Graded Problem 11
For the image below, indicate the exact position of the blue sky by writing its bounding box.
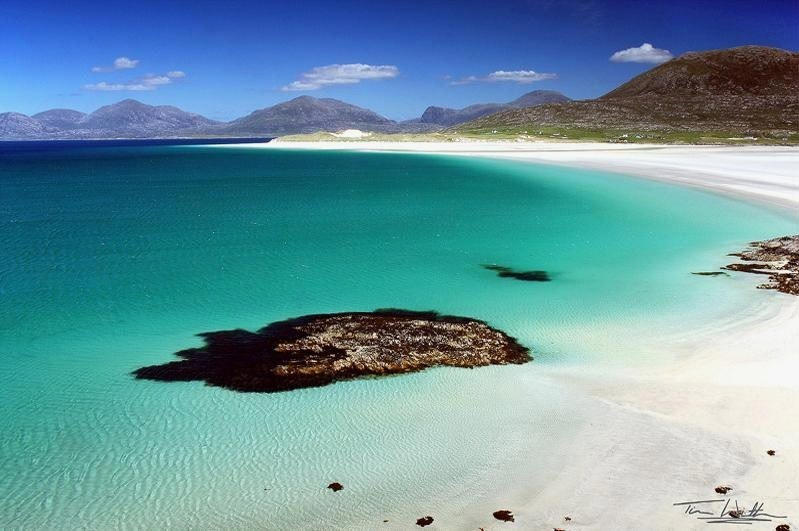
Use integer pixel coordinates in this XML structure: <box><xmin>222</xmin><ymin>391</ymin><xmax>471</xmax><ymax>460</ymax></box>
<box><xmin>1</xmin><ymin>0</ymin><xmax>797</xmax><ymax>120</ymax></box>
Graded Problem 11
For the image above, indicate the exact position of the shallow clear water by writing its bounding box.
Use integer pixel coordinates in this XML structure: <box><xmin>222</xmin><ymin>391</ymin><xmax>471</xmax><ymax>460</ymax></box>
<box><xmin>0</xmin><ymin>144</ymin><xmax>795</xmax><ymax>529</ymax></box>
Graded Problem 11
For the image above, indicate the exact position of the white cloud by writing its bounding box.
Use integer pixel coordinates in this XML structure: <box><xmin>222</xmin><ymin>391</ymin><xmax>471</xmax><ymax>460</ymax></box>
<box><xmin>610</xmin><ymin>43</ymin><xmax>673</xmax><ymax>64</ymax></box>
<box><xmin>91</xmin><ymin>56</ymin><xmax>140</xmax><ymax>72</ymax></box>
<box><xmin>450</xmin><ymin>70</ymin><xmax>557</xmax><ymax>85</ymax></box>
<box><xmin>487</xmin><ymin>70</ymin><xmax>558</xmax><ymax>83</ymax></box>
<box><xmin>113</xmin><ymin>57</ymin><xmax>139</xmax><ymax>69</ymax></box>
<box><xmin>84</xmin><ymin>81</ymin><xmax>151</xmax><ymax>91</ymax></box>
<box><xmin>282</xmin><ymin>63</ymin><xmax>399</xmax><ymax>91</ymax></box>
<box><xmin>84</xmin><ymin>72</ymin><xmax>187</xmax><ymax>91</ymax></box>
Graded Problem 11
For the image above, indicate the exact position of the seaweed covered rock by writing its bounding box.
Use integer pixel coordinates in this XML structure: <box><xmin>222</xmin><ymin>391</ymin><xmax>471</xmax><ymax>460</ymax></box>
<box><xmin>725</xmin><ymin>235</ymin><xmax>799</xmax><ymax>295</ymax></box>
<box><xmin>134</xmin><ymin>309</ymin><xmax>531</xmax><ymax>393</ymax></box>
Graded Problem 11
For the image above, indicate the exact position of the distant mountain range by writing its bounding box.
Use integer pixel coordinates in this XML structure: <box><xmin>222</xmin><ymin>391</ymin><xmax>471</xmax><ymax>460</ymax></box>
<box><xmin>2</xmin><ymin>46</ymin><xmax>796</xmax><ymax>140</ymax></box>
<box><xmin>1</xmin><ymin>99</ymin><xmax>219</xmax><ymax>140</ymax></box>
<box><xmin>0</xmin><ymin>90</ymin><xmax>569</xmax><ymax>140</ymax></box>
<box><xmin>457</xmin><ymin>46</ymin><xmax>799</xmax><ymax>137</ymax></box>
<box><xmin>406</xmin><ymin>90</ymin><xmax>571</xmax><ymax>127</ymax></box>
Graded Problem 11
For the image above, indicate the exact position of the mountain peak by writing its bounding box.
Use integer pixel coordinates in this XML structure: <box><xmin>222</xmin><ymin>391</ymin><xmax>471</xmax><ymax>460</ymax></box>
<box><xmin>226</xmin><ymin>96</ymin><xmax>393</xmax><ymax>135</ymax></box>
<box><xmin>508</xmin><ymin>90</ymin><xmax>571</xmax><ymax>108</ymax></box>
<box><xmin>602</xmin><ymin>45</ymin><xmax>799</xmax><ymax>99</ymax></box>
<box><xmin>116</xmin><ymin>98</ymin><xmax>146</xmax><ymax>106</ymax></box>
<box><xmin>287</xmin><ymin>95</ymin><xmax>318</xmax><ymax>103</ymax></box>
<box><xmin>32</xmin><ymin>108</ymin><xmax>86</xmax><ymax>129</ymax></box>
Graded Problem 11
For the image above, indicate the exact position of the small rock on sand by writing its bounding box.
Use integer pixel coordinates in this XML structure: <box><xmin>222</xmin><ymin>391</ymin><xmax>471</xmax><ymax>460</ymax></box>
<box><xmin>715</xmin><ymin>485</ymin><xmax>733</xmax><ymax>494</ymax></box>
<box><xmin>416</xmin><ymin>516</ymin><xmax>434</xmax><ymax>527</ymax></box>
<box><xmin>767</xmin><ymin>449</ymin><xmax>776</xmax><ymax>456</ymax></box>
<box><xmin>493</xmin><ymin>510</ymin><xmax>515</xmax><ymax>522</ymax></box>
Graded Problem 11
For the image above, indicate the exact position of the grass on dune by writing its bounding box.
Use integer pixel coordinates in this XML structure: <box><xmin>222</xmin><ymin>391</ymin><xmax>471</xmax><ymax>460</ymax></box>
<box><xmin>275</xmin><ymin>128</ymin><xmax>799</xmax><ymax>145</ymax></box>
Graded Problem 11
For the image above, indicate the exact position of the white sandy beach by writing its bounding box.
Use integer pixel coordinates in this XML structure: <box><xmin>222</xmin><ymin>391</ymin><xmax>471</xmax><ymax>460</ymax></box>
<box><xmin>247</xmin><ymin>140</ymin><xmax>799</xmax><ymax>529</ymax></box>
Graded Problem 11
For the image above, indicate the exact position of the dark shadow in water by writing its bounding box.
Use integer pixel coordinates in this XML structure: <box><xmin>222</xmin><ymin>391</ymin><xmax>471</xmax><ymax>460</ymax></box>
<box><xmin>482</xmin><ymin>264</ymin><xmax>551</xmax><ymax>282</ymax></box>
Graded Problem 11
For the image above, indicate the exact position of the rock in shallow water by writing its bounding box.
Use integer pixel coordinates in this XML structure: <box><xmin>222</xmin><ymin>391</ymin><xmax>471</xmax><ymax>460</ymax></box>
<box><xmin>724</xmin><ymin>235</ymin><xmax>799</xmax><ymax>295</ymax></box>
<box><xmin>133</xmin><ymin>309</ymin><xmax>531</xmax><ymax>393</ymax></box>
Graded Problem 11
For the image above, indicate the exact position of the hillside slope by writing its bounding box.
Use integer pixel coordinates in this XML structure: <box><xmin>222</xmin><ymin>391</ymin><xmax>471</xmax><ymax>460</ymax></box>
<box><xmin>223</xmin><ymin>96</ymin><xmax>396</xmax><ymax>135</ymax></box>
<box><xmin>457</xmin><ymin>46</ymin><xmax>799</xmax><ymax>140</ymax></box>
<box><xmin>413</xmin><ymin>90</ymin><xmax>570</xmax><ymax>127</ymax></box>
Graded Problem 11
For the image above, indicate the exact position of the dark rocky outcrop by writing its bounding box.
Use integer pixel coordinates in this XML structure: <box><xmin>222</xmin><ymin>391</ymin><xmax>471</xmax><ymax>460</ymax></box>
<box><xmin>724</xmin><ymin>235</ymin><xmax>799</xmax><ymax>295</ymax></box>
<box><xmin>134</xmin><ymin>309</ymin><xmax>531</xmax><ymax>393</ymax></box>
<box><xmin>483</xmin><ymin>265</ymin><xmax>551</xmax><ymax>282</ymax></box>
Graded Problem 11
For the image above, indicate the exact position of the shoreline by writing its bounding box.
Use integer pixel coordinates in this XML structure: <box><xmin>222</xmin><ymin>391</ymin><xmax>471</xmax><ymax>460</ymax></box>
<box><xmin>222</xmin><ymin>139</ymin><xmax>799</xmax><ymax>528</ymax></box>
<box><xmin>257</xmin><ymin>140</ymin><xmax>799</xmax><ymax>213</ymax></box>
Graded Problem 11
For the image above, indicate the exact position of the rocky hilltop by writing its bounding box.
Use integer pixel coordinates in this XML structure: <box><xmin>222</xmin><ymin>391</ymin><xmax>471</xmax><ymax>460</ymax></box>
<box><xmin>134</xmin><ymin>309</ymin><xmax>532</xmax><ymax>393</ymax></box>
<box><xmin>0</xmin><ymin>112</ymin><xmax>52</xmax><ymax>138</ymax></box>
<box><xmin>32</xmin><ymin>109</ymin><xmax>87</xmax><ymax>129</ymax></box>
<box><xmin>79</xmin><ymin>99</ymin><xmax>218</xmax><ymax>136</ymax></box>
<box><xmin>603</xmin><ymin>46</ymin><xmax>798</xmax><ymax>98</ymax></box>
<box><xmin>221</xmin><ymin>96</ymin><xmax>396</xmax><ymax>136</ymax></box>
<box><xmin>457</xmin><ymin>46</ymin><xmax>799</xmax><ymax>139</ymax></box>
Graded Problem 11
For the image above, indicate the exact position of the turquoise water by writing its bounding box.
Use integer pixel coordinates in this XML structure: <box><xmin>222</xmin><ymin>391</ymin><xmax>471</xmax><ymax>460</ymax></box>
<box><xmin>0</xmin><ymin>144</ymin><xmax>795</xmax><ymax>529</ymax></box>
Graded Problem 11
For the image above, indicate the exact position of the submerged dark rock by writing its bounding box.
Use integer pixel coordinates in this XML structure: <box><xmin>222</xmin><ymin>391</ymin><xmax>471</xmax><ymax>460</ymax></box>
<box><xmin>493</xmin><ymin>510</ymin><xmax>515</xmax><ymax>522</ymax></box>
<box><xmin>724</xmin><ymin>235</ymin><xmax>799</xmax><ymax>295</ymax></box>
<box><xmin>483</xmin><ymin>265</ymin><xmax>551</xmax><ymax>282</ymax></box>
<box><xmin>691</xmin><ymin>271</ymin><xmax>730</xmax><ymax>277</ymax></box>
<box><xmin>416</xmin><ymin>516</ymin><xmax>434</xmax><ymax>527</ymax></box>
<box><xmin>134</xmin><ymin>309</ymin><xmax>531</xmax><ymax>393</ymax></box>
<box><xmin>327</xmin><ymin>482</ymin><xmax>343</xmax><ymax>492</ymax></box>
